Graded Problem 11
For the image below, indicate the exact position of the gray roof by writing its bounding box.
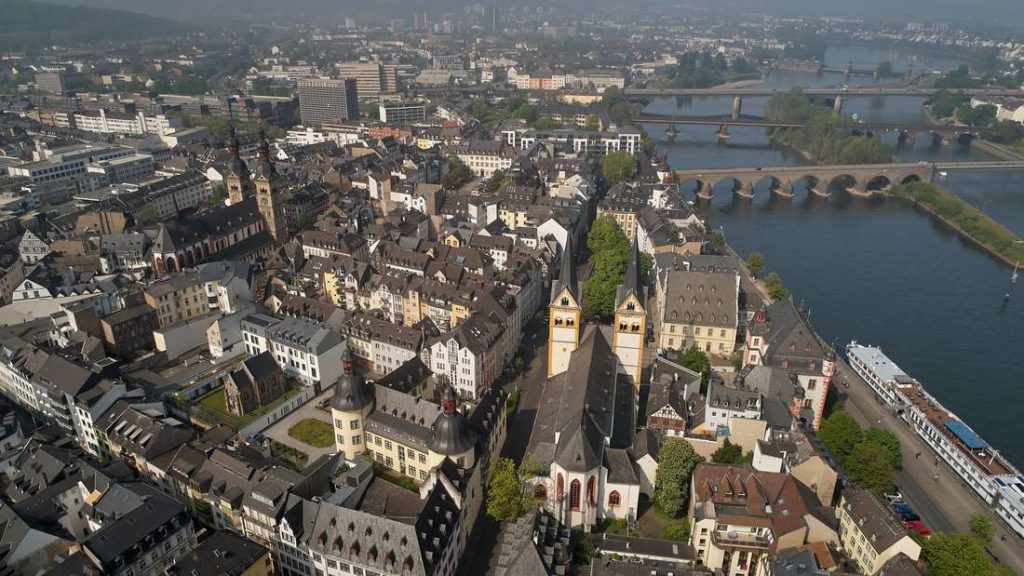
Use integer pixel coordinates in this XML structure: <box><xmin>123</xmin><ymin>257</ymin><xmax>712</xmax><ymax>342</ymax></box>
<box><xmin>166</xmin><ymin>530</ymin><xmax>269</xmax><ymax>576</ymax></box>
<box><xmin>83</xmin><ymin>482</ymin><xmax>188</xmax><ymax>568</ymax></box>
<box><xmin>495</xmin><ymin>509</ymin><xmax>572</xmax><ymax>576</ymax></box>
<box><xmin>605</xmin><ymin>448</ymin><xmax>638</xmax><ymax>484</ymax></box>
<box><xmin>661</xmin><ymin>269</ymin><xmax>739</xmax><ymax>328</ymax></box>
<box><xmin>550</xmin><ymin>232</ymin><xmax>578</xmax><ymax>302</ymax></box>
<box><xmin>841</xmin><ymin>485</ymin><xmax>911</xmax><ymax>553</ymax></box>
<box><xmin>429</xmin><ymin>388</ymin><xmax>476</xmax><ymax>456</ymax></box>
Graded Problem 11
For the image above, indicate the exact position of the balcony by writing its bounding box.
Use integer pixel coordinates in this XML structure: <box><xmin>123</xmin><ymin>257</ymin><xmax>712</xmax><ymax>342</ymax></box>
<box><xmin>712</xmin><ymin>529</ymin><xmax>770</xmax><ymax>550</ymax></box>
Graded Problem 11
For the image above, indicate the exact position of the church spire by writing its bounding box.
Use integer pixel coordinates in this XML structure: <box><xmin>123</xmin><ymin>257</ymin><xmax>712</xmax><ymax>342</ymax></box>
<box><xmin>617</xmin><ymin>238</ymin><xmax>643</xmax><ymax>307</ymax></box>
<box><xmin>551</xmin><ymin>234</ymin><xmax>577</xmax><ymax>302</ymax></box>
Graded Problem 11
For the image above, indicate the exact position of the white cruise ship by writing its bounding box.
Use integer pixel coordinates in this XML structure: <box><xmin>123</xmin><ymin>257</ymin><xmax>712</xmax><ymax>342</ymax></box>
<box><xmin>846</xmin><ymin>342</ymin><xmax>1024</xmax><ymax>539</ymax></box>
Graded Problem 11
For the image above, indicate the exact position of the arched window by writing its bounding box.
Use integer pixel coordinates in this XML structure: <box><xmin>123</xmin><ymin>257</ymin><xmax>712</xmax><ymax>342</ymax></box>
<box><xmin>587</xmin><ymin>476</ymin><xmax>596</xmax><ymax>506</ymax></box>
<box><xmin>609</xmin><ymin>491</ymin><xmax>621</xmax><ymax>508</ymax></box>
<box><xmin>569</xmin><ymin>480</ymin><xmax>581</xmax><ymax>510</ymax></box>
<box><xmin>556</xmin><ymin>474</ymin><xmax>564</xmax><ymax>501</ymax></box>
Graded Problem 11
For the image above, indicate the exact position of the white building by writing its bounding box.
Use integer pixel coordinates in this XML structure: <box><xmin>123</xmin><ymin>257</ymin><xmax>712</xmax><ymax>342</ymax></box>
<box><xmin>18</xmin><ymin>230</ymin><xmax>50</xmax><ymax>264</ymax></box>
<box><xmin>72</xmin><ymin>109</ymin><xmax>183</xmax><ymax>136</ymax></box>
<box><xmin>240</xmin><ymin>313</ymin><xmax>347</xmax><ymax>389</ymax></box>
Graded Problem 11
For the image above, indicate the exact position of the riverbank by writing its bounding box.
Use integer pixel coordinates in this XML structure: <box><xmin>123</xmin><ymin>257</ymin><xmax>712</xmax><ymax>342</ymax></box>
<box><xmin>885</xmin><ymin>182</ymin><xmax>1024</xmax><ymax>267</ymax></box>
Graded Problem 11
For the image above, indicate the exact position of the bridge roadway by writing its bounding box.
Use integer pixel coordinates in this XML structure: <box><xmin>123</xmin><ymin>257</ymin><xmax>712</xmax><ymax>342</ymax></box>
<box><xmin>625</xmin><ymin>86</ymin><xmax>1024</xmax><ymax>99</ymax></box>
<box><xmin>636</xmin><ymin>113</ymin><xmax>970</xmax><ymax>139</ymax></box>
<box><xmin>675</xmin><ymin>160</ymin><xmax>1024</xmax><ymax>199</ymax></box>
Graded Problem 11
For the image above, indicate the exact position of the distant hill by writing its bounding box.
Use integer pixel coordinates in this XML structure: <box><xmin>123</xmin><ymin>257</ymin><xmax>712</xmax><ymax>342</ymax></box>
<box><xmin>0</xmin><ymin>0</ymin><xmax>183</xmax><ymax>50</ymax></box>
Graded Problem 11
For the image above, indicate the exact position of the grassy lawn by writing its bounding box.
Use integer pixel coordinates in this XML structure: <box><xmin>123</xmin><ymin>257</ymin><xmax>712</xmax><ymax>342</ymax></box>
<box><xmin>287</xmin><ymin>418</ymin><xmax>335</xmax><ymax>448</ymax></box>
<box><xmin>194</xmin><ymin>386</ymin><xmax>302</xmax><ymax>430</ymax></box>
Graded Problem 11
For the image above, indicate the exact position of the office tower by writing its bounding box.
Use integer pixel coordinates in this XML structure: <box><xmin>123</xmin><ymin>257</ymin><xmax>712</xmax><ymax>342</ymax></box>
<box><xmin>297</xmin><ymin>78</ymin><xmax>359</xmax><ymax>124</ymax></box>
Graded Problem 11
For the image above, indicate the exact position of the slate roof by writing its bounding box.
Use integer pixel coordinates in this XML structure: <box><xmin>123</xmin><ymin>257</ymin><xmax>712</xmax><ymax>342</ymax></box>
<box><xmin>661</xmin><ymin>269</ymin><xmax>738</xmax><ymax>328</ymax></box>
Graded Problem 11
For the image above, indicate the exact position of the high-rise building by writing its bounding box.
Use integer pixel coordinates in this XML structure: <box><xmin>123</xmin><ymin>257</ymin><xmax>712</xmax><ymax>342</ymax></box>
<box><xmin>297</xmin><ymin>78</ymin><xmax>359</xmax><ymax>124</ymax></box>
<box><xmin>379</xmin><ymin>102</ymin><xmax>427</xmax><ymax>124</ymax></box>
<box><xmin>36</xmin><ymin>71</ymin><xmax>65</xmax><ymax>93</ymax></box>
<box><xmin>336</xmin><ymin>63</ymin><xmax>399</xmax><ymax>100</ymax></box>
<box><xmin>483</xmin><ymin>4</ymin><xmax>499</xmax><ymax>32</ymax></box>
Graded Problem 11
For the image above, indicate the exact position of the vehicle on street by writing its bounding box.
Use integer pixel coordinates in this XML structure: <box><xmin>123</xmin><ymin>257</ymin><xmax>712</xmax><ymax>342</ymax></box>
<box><xmin>904</xmin><ymin>520</ymin><xmax>933</xmax><ymax>537</ymax></box>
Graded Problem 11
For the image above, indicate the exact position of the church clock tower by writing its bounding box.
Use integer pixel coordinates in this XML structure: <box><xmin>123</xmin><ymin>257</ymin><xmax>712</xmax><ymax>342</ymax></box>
<box><xmin>548</xmin><ymin>235</ymin><xmax>582</xmax><ymax>378</ymax></box>
<box><xmin>253</xmin><ymin>129</ymin><xmax>288</xmax><ymax>243</ymax></box>
<box><xmin>613</xmin><ymin>240</ymin><xmax>647</xmax><ymax>391</ymax></box>
<box><xmin>224</xmin><ymin>126</ymin><xmax>254</xmax><ymax>205</ymax></box>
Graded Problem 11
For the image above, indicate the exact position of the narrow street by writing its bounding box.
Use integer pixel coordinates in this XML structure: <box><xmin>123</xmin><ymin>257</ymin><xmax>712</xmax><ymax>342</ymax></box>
<box><xmin>459</xmin><ymin>312</ymin><xmax>551</xmax><ymax>576</ymax></box>
<box><xmin>835</xmin><ymin>357</ymin><xmax>1024</xmax><ymax>573</ymax></box>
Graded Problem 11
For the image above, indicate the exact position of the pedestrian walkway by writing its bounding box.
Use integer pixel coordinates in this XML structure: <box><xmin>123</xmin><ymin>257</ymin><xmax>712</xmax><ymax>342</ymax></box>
<box><xmin>836</xmin><ymin>358</ymin><xmax>1024</xmax><ymax>572</ymax></box>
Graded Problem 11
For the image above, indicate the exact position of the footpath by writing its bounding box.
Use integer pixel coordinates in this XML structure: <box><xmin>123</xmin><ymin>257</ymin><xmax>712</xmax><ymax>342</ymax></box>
<box><xmin>733</xmin><ymin>245</ymin><xmax>1024</xmax><ymax>572</ymax></box>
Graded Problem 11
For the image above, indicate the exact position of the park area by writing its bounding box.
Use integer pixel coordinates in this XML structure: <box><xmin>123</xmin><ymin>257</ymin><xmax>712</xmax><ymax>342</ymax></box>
<box><xmin>287</xmin><ymin>418</ymin><xmax>334</xmax><ymax>448</ymax></box>
<box><xmin>192</xmin><ymin>385</ymin><xmax>301</xmax><ymax>430</ymax></box>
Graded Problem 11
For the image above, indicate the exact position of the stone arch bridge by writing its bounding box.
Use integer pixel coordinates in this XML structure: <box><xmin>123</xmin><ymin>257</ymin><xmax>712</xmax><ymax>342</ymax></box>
<box><xmin>674</xmin><ymin>162</ymin><xmax>935</xmax><ymax>199</ymax></box>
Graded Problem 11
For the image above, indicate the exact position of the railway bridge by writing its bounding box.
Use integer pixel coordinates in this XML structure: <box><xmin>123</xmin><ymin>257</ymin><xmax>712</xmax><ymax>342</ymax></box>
<box><xmin>674</xmin><ymin>162</ymin><xmax>936</xmax><ymax>199</ymax></box>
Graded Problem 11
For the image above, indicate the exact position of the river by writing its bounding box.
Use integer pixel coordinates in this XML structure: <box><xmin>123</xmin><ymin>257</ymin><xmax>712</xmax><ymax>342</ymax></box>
<box><xmin>642</xmin><ymin>46</ymin><xmax>1024</xmax><ymax>467</ymax></box>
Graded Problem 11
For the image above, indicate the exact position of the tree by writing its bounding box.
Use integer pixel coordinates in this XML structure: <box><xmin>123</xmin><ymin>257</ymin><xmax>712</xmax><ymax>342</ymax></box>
<box><xmin>137</xmin><ymin>203</ymin><xmax>159</xmax><ymax>226</ymax></box>
<box><xmin>485</xmin><ymin>169</ymin><xmax>508</xmax><ymax>193</ymax></box>
<box><xmin>602</xmin><ymin>151</ymin><xmax>637</xmax><ymax>185</ymax></box>
<box><xmin>677</xmin><ymin>345</ymin><xmax>711</xmax><ymax>386</ymax></box>
<box><xmin>746</xmin><ymin>252</ymin><xmax>765</xmax><ymax>277</ymax></box>
<box><xmin>486</xmin><ymin>457</ymin><xmax>532</xmax><ymax>521</ymax></box>
<box><xmin>876</xmin><ymin>61</ymin><xmax>894</xmax><ymax>78</ymax></box>
<box><xmin>587</xmin><ymin>215</ymin><xmax>629</xmax><ymax>254</ymax></box>
<box><xmin>442</xmin><ymin>155</ymin><xmax>472</xmax><ymax>188</ymax></box>
<box><xmin>845</xmin><ymin>440</ymin><xmax>896</xmax><ymax>494</ymax></box>
<box><xmin>838</xmin><ymin>137</ymin><xmax>893</xmax><ymax>164</ymax></box>
<box><xmin>818</xmin><ymin>411</ymin><xmax>863</xmax><ymax>463</ymax></box>
<box><xmin>969</xmin><ymin>513</ymin><xmax>995</xmax><ymax>543</ymax></box>
<box><xmin>923</xmin><ymin>533</ymin><xmax>1010</xmax><ymax>576</ymax></box>
<box><xmin>470</xmin><ymin>99</ymin><xmax>489</xmax><ymax>119</ymax></box>
<box><xmin>731</xmin><ymin>57</ymin><xmax>755</xmax><ymax>75</ymax></box>
<box><xmin>765</xmin><ymin>272</ymin><xmax>789</xmax><ymax>301</ymax></box>
<box><xmin>655</xmin><ymin>439</ymin><xmax>704</xmax><ymax>517</ymax></box>
<box><xmin>711</xmin><ymin>439</ymin><xmax>744</xmax><ymax>464</ymax></box>
<box><xmin>210</xmin><ymin>183</ymin><xmax>227</xmax><ymax>206</ymax></box>
<box><xmin>863</xmin><ymin>427</ymin><xmax>902</xmax><ymax>470</ymax></box>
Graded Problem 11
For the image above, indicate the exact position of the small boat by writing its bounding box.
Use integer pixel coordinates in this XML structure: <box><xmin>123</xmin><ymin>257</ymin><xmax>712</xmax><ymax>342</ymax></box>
<box><xmin>1012</xmin><ymin>262</ymin><xmax>1019</xmax><ymax>284</ymax></box>
<box><xmin>938</xmin><ymin>171</ymin><xmax>948</xmax><ymax>177</ymax></box>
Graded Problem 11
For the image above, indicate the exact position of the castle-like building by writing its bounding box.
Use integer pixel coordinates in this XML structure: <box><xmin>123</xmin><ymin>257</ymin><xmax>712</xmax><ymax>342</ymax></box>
<box><xmin>531</xmin><ymin>237</ymin><xmax>648</xmax><ymax>530</ymax></box>
<box><xmin>152</xmin><ymin>127</ymin><xmax>287</xmax><ymax>275</ymax></box>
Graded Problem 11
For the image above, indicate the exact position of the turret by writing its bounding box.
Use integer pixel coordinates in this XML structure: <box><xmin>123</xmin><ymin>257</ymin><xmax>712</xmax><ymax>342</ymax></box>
<box><xmin>331</xmin><ymin>348</ymin><xmax>374</xmax><ymax>459</ymax></box>
<box><xmin>428</xmin><ymin>386</ymin><xmax>476</xmax><ymax>467</ymax></box>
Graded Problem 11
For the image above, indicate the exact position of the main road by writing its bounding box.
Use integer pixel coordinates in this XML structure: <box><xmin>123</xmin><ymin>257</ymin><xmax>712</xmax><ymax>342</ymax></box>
<box><xmin>835</xmin><ymin>355</ymin><xmax>1024</xmax><ymax>572</ymax></box>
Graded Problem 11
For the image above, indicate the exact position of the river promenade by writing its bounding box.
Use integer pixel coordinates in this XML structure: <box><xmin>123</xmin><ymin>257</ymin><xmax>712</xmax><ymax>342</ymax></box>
<box><xmin>734</xmin><ymin>246</ymin><xmax>1024</xmax><ymax>573</ymax></box>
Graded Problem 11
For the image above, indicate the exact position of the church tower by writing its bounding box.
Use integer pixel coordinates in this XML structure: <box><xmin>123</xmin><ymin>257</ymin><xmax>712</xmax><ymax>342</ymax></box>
<box><xmin>224</xmin><ymin>126</ymin><xmax>254</xmax><ymax>205</ymax></box>
<box><xmin>613</xmin><ymin>239</ymin><xmax>647</xmax><ymax>390</ymax></box>
<box><xmin>253</xmin><ymin>129</ymin><xmax>288</xmax><ymax>243</ymax></box>
<box><xmin>548</xmin><ymin>235</ymin><xmax>582</xmax><ymax>378</ymax></box>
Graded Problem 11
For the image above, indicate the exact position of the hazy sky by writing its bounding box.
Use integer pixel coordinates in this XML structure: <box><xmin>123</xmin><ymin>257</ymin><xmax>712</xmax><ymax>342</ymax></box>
<box><xmin>50</xmin><ymin>0</ymin><xmax>1024</xmax><ymax>26</ymax></box>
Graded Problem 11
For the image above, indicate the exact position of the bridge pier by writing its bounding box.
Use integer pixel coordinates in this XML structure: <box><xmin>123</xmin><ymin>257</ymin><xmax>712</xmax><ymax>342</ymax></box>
<box><xmin>847</xmin><ymin>185</ymin><xmax>872</xmax><ymax>198</ymax></box>
<box><xmin>833</xmin><ymin>95</ymin><xmax>844</xmax><ymax>115</ymax></box>
<box><xmin>732</xmin><ymin>96</ymin><xmax>742</xmax><ymax>120</ymax></box>
<box><xmin>716</xmin><ymin>125</ymin><xmax>730</xmax><ymax>140</ymax></box>
<box><xmin>696</xmin><ymin>182</ymin><xmax>713</xmax><ymax>200</ymax></box>
<box><xmin>736</xmin><ymin>182</ymin><xmax>755</xmax><ymax>199</ymax></box>
<box><xmin>772</xmin><ymin>180</ymin><xmax>794</xmax><ymax>198</ymax></box>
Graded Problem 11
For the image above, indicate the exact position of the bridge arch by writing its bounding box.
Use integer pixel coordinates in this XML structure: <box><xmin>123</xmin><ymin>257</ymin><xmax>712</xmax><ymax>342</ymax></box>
<box><xmin>679</xmin><ymin>177</ymin><xmax>710</xmax><ymax>199</ymax></box>
<box><xmin>865</xmin><ymin>174</ymin><xmax>893</xmax><ymax>192</ymax></box>
<box><xmin>753</xmin><ymin>175</ymin><xmax>790</xmax><ymax>198</ymax></box>
<box><xmin>900</xmin><ymin>174</ymin><xmax>923</xmax><ymax>185</ymax></box>
<box><xmin>828</xmin><ymin>174</ymin><xmax>859</xmax><ymax>194</ymax></box>
<box><xmin>711</xmin><ymin>177</ymin><xmax>748</xmax><ymax>198</ymax></box>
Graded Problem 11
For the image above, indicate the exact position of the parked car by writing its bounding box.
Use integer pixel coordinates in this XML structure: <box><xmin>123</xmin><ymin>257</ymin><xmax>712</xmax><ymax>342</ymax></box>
<box><xmin>904</xmin><ymin>520</ymin><xmax>933</xmax><ymax>537</ymax></box>
<box><xmin>885</xmin><ymin>488</ymin><xmax>904</xmax><ymax>503</ymax></box>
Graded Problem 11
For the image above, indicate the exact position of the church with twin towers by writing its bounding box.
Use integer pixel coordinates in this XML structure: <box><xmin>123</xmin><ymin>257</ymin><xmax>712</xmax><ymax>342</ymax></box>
<box><xmin>525</xmin><ymin>234</ymin><xmax>649</xmax><ymax>531</ymax></box>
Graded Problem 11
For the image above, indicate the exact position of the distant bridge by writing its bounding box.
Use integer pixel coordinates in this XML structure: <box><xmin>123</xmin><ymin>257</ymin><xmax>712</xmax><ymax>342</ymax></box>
<box><xmin>674</xmin><ymin>162</ymin><xmax>934</xmax><ymax>199</ymax></box>
<box><xmin>636</xmin><ymin>113</ymin><xmax>974</xmax><ymax>141</ymax></box>
<box><xmin>624</xmin><ymin>87</ymin><xmax>1024</xmax><ymax>99</ymax></box>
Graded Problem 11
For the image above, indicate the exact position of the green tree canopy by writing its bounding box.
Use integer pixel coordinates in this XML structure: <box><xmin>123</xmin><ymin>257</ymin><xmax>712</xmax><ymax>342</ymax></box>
<box><xmin>210</xmin><ymin>183</ymin><xmax>227</xmax><ymax>206</ymax></box>
<box><xmin>677</xmin><ymin>345</ymin><xmax>711</xmax><ymax>386</ymax></box>
<box><xmin>587</xmin><ymin>215</ymin><xmax>629</xmax><ymax>254</ymax></box>
<box><xmin>486</xmin><ymin>457</ymin><xmax>533</xmax><ymax>521</ymax></box>
<box><xmin>819</xmin><ymin>411</ymin><xmax>863</xmax><ymax>463</ymax></box>
<box><xmin>442</xmin><ymin>155</ymin><xmax>472</xmax><ymax>188</ymax></box>
<box><xmin>655</xmin><ymin>439</ymin><xmax>704</xmax><ymax>517</ymax></box>
<box><xmin>876</xmin><ymin>61</ymin><xmax>895</xmax><ymax>78</ymax></box>
<box><xmin>137</xmin><ymin>203</ymin><xmax>159</xmax><ymax>226</ymax></box>
<box><xmin>923</xmin><ymin>532</ymin><xmax>1013</xmax><ymax>576</ymax></box>
<box><xmin>582</xmin><ymin>215</ymin><xmax>646</xmax><ymax>319</ymax></box>
<box><xmin>765</xmin><ymin>272</ymin><xmax>789</xmax><ymax>301</ymax></box>
<box><xmin>746</xmin><ymin>252</ymin><xmax>765</xmax><ymax>277</ymax></box>
<box><xmin>838</xmin><ymin>137</ymin><xmax>894</xmax><ymax>164</ymax></box>
<box><xmin>711</xmin><ymin>439</ymin><xmax>744</xmax><ymax>464</ymax></box>
<box><xmin>969</xmin><ymin>513</ymin><xmax>995</xmax><ymax>543</ymax></box>
<box><xmin>863</xmin><ymin>427</ymin><xmax>902</xmax><ymax>470</ymax></box>
<box><xmin>845</xmin><ymin>440</ymin><xmax>896</xmax><ymax>494</ymax></box>
<box><xmin>601</xmin><ymin>151</ymin><xmax>637</xmax><ymax>185</ymax></box>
